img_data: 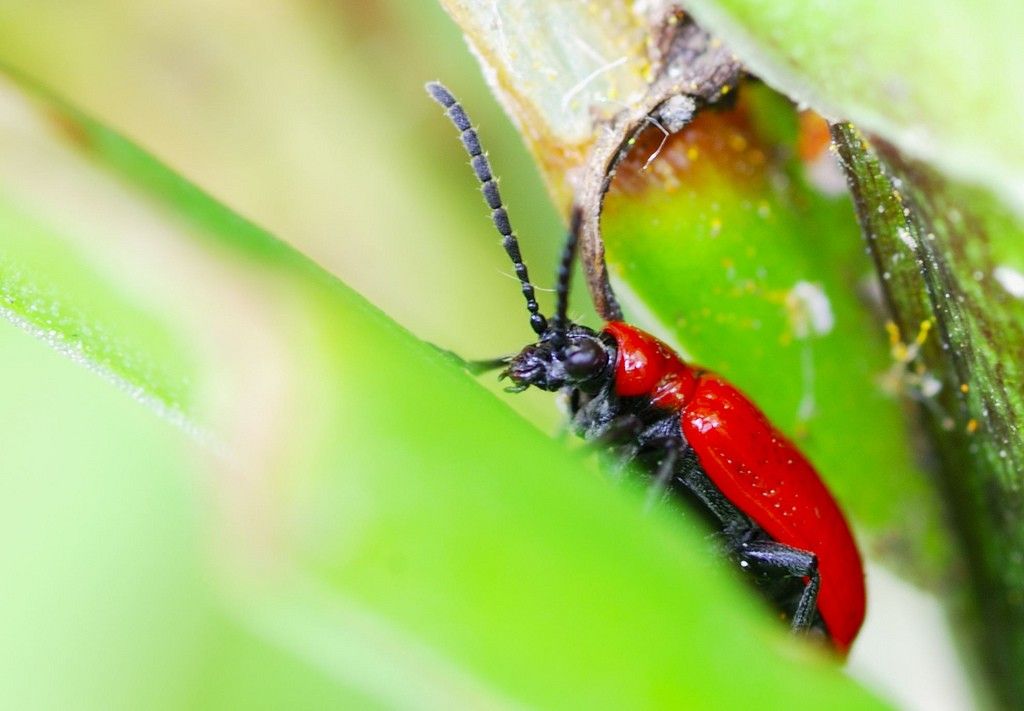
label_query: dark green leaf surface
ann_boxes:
[833,123,1024,707]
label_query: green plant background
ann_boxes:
[0,2,1019,709]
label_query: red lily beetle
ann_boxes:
[427,81,866,653]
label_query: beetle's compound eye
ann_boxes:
[563,338,608,381]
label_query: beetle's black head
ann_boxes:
[502,325,613,393]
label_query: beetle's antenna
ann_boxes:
[551,207,582,347]
[426,82,548,336]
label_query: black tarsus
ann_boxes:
[425,81,548,336]
[428,345,510,375]
[736,541,821,632]
[577,397,825,636]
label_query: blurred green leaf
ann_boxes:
[684,0,1024,215]
[0,68,886,708]
[0,0,566,364]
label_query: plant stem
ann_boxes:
[833,122,1024,708]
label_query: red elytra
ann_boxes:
[604,321,866,652]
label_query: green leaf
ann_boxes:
[684,0,1024,215]
[0,68,885,708]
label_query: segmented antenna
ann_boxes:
[426,81,548,336]
[551,207,583,347]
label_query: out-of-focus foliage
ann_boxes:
[684,0,1024,215]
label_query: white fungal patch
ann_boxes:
[786,281,835,338]
[919,373,943,398]
[896,227,916,251]
[993,266,1024,299]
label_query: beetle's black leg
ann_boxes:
[736,540,820,632]
[430,345,511,375]
[585,414,644,445]
[565,383,663,481]
[644,441,680,512]
[570,385,624,439]
[673,447,752,533]
[470,357,514,374]
[595,417,644,481]
[568,400,643,479]
[672,450,823,634]
[600,416,680,483]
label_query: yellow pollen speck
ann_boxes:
[720,84,732,95]
[966,419,979,434]
[960,383,970,393]
[915,320,932,345]
[885,320,901,346]
[886,325,909,361]
[687,146,699,161]
[710,217,723,235]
